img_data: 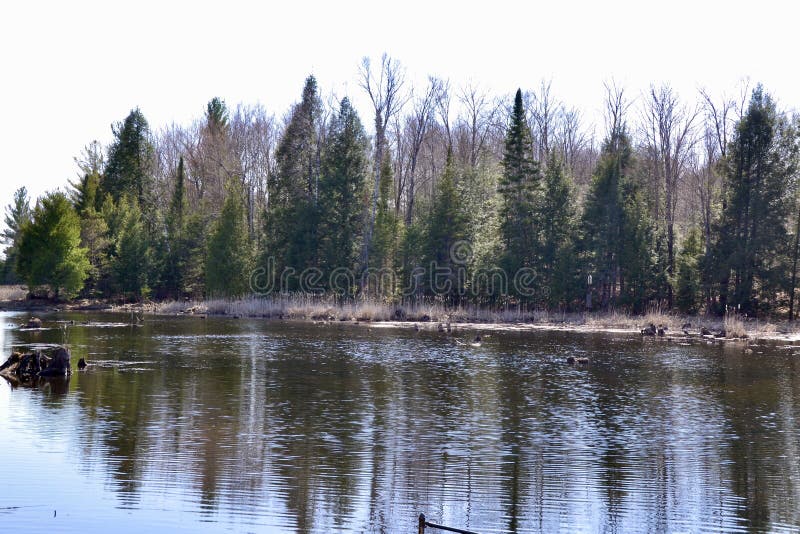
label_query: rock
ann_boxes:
[700,326,712,336]
[23,317,42,329]
[566,356,576,364]
[641,323,656,336]
[77,358,87,370]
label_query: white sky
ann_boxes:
[1,0,798,219]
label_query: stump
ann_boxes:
[22,317,42,329]
[0,346,72,385]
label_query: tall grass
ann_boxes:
[723,311,748,338]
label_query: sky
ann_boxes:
[1,0,798,225]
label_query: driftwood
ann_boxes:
[0,346,73,387]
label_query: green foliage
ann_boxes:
[207,184,253,297]
[318,97,369,285]
[370,154,403,297]
[263,76,324,287]
[70,171,102,214]
[676,228,703,314]
[16,191,89,299]
[2,187,31,283]
[163,157,189,297]
[206,97,229,132]
[581,126,658,312]
[424,151,470,301]
[499,89,540,278]
[102,109,154,208]
[79,209,110,296]
[715,85,800,314]
[539,155,578,308]
[109,197,151,299]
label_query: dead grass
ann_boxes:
[146,295,800,340]
[0,285,27,301]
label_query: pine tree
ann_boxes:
[102,108,154,208]
[318,97,369,287]
[163,157,188,296]
[70,171,102,214]
[263,76,324,288]
[370,154,402,297]
[207,184,253,297]
[499,89,540,282]
[581,124,657,312]
[715,86,799,314]
[110,197,151,300]
[539,155,577,308]
[16,191,90,299]
[424,151,469,302]
[676,228,703,314]
[1,187,31,283]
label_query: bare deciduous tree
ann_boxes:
[359,54,406,270]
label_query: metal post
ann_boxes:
[419,513,426,534]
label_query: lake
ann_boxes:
[1,311,799,533]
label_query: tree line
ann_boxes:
[2,56,799,317]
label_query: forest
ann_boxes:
[2,56,799,318]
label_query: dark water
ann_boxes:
[1,311,799,533]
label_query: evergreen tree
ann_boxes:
[109,197,151,300]
[163,157,189,296]
[70,171,102,214]
[499,89,540,283]
[102,108,154,208]
[424,151,469,302]
[182,212,208,298]
[207,184,253,297]
[263,76,324,288]
[715,86,799,314]
[370,154,402,296]
[539,155,577,308]
[1,187,31,283]
[16,191,90,299]
[581,124,657,312]
[676,228,703,314]
[79,209,110,297]
[318,97,369,286]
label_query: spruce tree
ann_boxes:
[16,191,90,299]
[371,154,402,296]
[110,197,151,300]
[207,184,253,297]
[1,187,31,283]
[715,86,799,314]
[102,108,154,208]
[263,76,323,288]
[539,155,577,308]
[676,228,703,314]
[318,97,369,286]
[581,124,656,312]
[163,157,188,296]
[424,151,469,302]
[499,89,540,283]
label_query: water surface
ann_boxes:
[1,311,799,533]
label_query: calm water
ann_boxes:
[1,311,799,533]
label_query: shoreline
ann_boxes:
[2,295,799,343]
